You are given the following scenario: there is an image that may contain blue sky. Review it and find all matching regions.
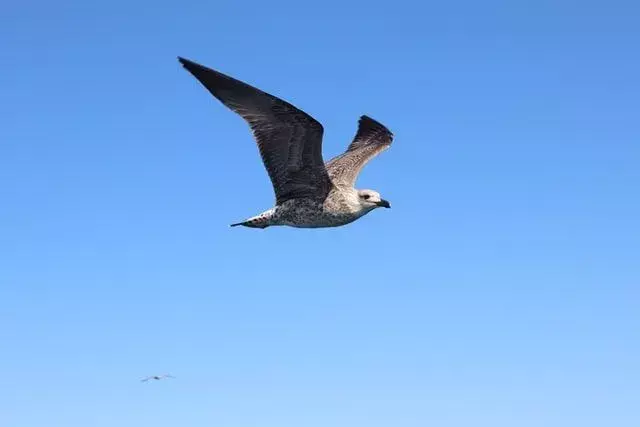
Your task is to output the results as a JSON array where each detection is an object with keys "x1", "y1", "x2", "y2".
[{"x1": 1, "y1": 1, "x2": 638, "y2": 426}]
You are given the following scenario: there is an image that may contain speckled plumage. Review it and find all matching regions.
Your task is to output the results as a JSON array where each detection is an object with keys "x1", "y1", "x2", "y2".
[
  {"x1": 241, "y1": 190, "x2": 374, "y2": 229},
  {"x1": 179, "y1": 57, "x2": 394, "y2": 229}
]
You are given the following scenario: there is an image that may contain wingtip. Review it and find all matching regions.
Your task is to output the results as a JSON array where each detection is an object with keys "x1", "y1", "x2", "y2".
[
  {"x1": 178, "y1": 56, "x2": 204, "y2": 71},
  {"x1": 177, "y1": 56, "x2": 222, "y2": 79},
  {"x1": 358, "y1": 115, "x2": 394, "y2": 138},
  {"x1": 359, "y1": 114, "x2": 383, "y2": 127}
]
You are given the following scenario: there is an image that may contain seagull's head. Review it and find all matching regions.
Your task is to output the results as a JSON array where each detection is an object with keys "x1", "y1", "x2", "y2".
[{"x1": 357, "y1": 189, "x2": 391, "y2": 210}]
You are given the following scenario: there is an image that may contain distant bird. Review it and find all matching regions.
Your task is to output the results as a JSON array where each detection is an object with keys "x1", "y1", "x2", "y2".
[
  {"x1": 178, "y1": 57, "x2": 394, "y2": 229},
  {"x1": 141, "y1": 374, "x2": 175, "y2": 382}
]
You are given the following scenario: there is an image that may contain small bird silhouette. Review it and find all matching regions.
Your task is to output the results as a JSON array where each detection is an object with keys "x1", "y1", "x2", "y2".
[{"x1": 141, "y1": 374, "x2": 175, "y2": 382}]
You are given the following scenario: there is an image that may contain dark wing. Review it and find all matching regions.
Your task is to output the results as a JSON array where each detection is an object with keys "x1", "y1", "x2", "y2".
[
  {"x1": 178, "y1": 57, "x2": 332, "y2": 204},
  {"x1": 325, "y1": 115, "x2": 394, "y2": 187}
]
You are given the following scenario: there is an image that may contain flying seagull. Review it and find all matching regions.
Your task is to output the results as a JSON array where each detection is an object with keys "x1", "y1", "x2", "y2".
[
  {"x1": 178, "y1": 57, "x2": 394, "y2": 229},
  {"x1": 141, "y1": 374, "x2": 175, "y2": 382}
]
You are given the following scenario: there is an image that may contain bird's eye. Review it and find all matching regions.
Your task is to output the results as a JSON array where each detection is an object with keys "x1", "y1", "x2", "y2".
[{"x1": 362, "y1": 194, "x2": 370, "y2": 200}]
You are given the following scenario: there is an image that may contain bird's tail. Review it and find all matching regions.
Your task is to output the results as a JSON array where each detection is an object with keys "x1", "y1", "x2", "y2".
[
  {"x1": 230, "y1": 220, "x2": 269, "y2": 229},
  {"x1": 230, "y1": 213, "x2": 272, "y2": 229}
]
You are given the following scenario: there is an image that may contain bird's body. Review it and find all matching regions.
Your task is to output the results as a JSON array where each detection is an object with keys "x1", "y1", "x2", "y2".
[
  {"x1": 236, "y1": 190, "x2": 374, "y2": 229},
  {"x1": 178, "y1": 57, "x2": 394, "y2": 229}
]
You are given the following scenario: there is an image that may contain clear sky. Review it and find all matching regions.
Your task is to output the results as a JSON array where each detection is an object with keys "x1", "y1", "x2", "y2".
[{"x1": 1, "y1": 1, "x2": 638, "y2": 426}]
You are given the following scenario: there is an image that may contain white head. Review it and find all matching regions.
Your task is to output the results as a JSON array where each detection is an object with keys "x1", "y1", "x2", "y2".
[{"x1": 357, "y1": 189, "x2": 391, "y2": 211}]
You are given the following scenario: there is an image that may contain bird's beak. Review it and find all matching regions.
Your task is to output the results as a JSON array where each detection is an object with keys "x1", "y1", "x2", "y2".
[{"x1": 376, "y1": 199, "x2": 391, "y2": 208}]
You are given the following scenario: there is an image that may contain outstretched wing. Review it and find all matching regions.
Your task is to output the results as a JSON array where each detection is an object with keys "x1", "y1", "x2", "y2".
[
  {"x1": 325, "y1": 115, "x2": 394, "y2": 187},
  {"x1": 179, "y1": 57, "x2": 332, "y2": 204}
]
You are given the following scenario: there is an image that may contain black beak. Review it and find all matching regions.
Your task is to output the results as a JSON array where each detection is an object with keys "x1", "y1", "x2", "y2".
[{"x1": 376, "y1": 199, "x2": 391, "y2": 209}]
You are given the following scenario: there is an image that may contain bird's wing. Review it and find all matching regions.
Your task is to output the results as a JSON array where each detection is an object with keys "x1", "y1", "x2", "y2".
[
  {"x1": 179, "y1": 57, "x2": 332, "y2": 204},
  {"x1": 325, "y1": 115, "x2": 394, "y2": 187},
  {"x1": 141, "y1": 377, "x2": 150, "y2": 382}
]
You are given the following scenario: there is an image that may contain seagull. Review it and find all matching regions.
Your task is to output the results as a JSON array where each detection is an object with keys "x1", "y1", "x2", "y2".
[
  {"x1": 178, "y1": 57, "x2": 394, "y2": 229},
  {"x1": 141, "y1": 374, "x2": 175, "y2": 382}
]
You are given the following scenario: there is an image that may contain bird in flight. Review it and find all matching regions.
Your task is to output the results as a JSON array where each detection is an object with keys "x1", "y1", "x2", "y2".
[
  {"x1": 178, "y1": 57, "x2": 394, "y2": 229},
  {"x1": 141, "y1": 374, "x2": 175, "y2": 382}
]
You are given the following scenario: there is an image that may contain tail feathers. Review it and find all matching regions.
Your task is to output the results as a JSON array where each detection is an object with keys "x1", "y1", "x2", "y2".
[
  {"x1": 229, "y1": 217, "x2": 270, "y2": 229},
  {"x1": 230, "y1": 210, "x2": 275, "y2": 229}
]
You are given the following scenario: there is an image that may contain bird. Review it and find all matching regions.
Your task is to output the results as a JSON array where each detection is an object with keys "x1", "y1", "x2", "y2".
[
  {"x1": 178, "y1": 56, "x2": 394, "y2": 229},
  {"x1": 141, "y1": 374, "x2": 175, "y2": 382}
]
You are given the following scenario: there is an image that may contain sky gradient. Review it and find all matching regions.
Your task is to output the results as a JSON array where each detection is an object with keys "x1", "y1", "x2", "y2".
[{"x1": 1, "y1": 1, "x2": 639, "y2": 426}]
